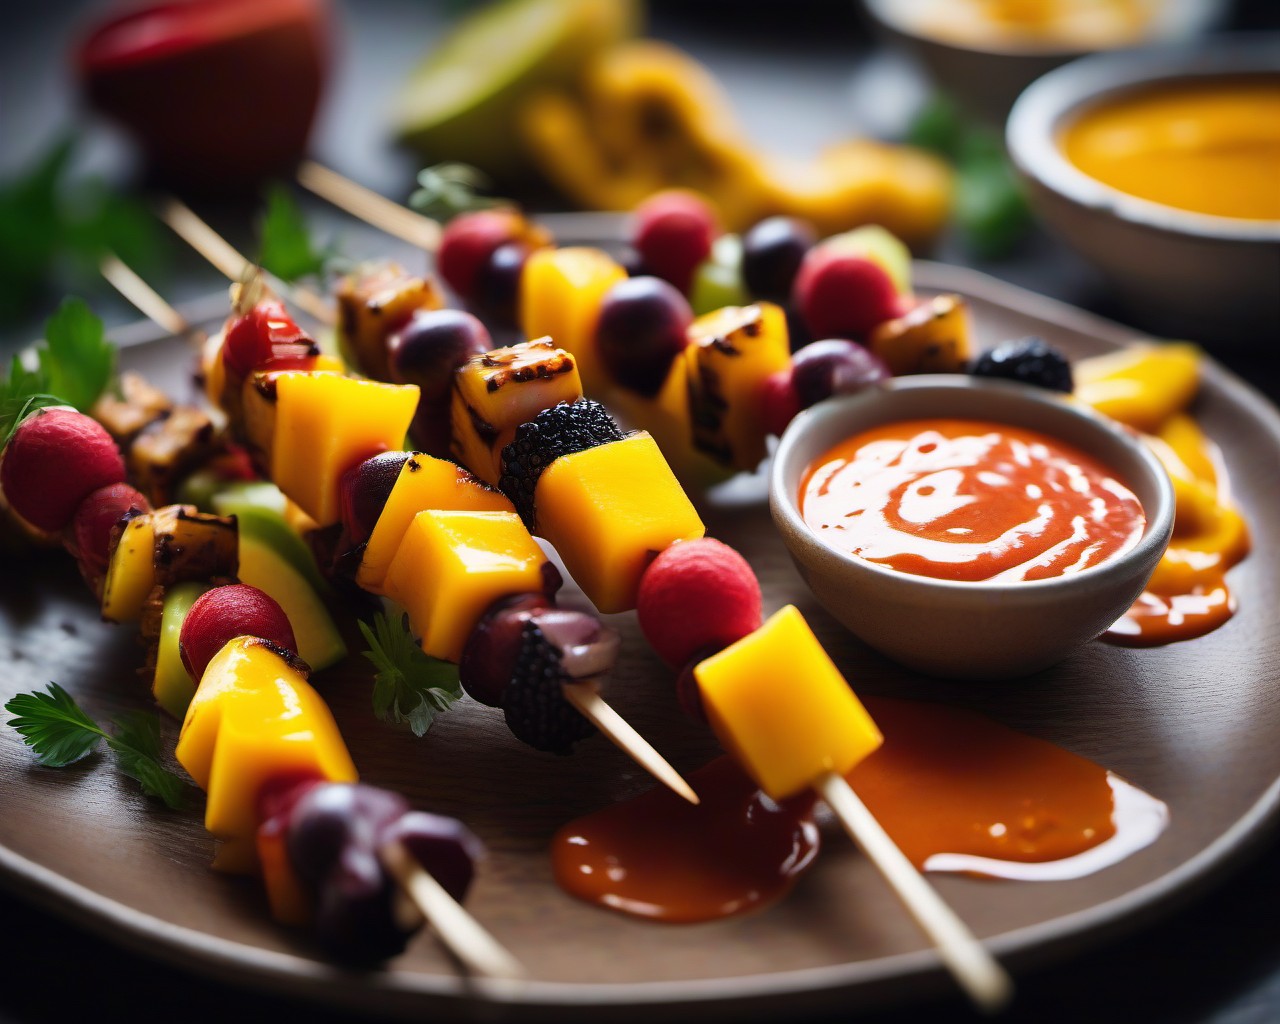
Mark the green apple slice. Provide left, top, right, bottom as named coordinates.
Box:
left=824, top=225, right=913, bottom=295
left=152, top=581, right=210, bottom=719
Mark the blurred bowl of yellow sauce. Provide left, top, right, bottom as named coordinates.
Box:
left=863, top=0, right=1224, bottom=120
left=1007, top=36, right=1280, bottom=341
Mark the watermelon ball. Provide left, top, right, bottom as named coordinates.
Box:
left=437, top=209, right=549, bottom=305
left=792, top=248, right=900, bottom=341
left=67, top=482, right=152, bottom=581
left=637, top=538, right=763, bottom=670
left=632, top=189, right=718, bottom=296
left=1, top=408, right=126, bottom=533
left=179, top=583, right=298, bottom=683
left=759, top=368, right=802, bottom=438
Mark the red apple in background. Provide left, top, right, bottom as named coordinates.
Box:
left=75, top=0, right=331, bottom=190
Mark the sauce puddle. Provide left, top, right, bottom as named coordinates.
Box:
left=553, top=698, right=1168, bottom=921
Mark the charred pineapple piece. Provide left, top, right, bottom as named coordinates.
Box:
left=336, top=262, right=445, bottom=380
left=450, top=338, right=583, bottom=485
left=238, top=371, right=283, bottom=472
left=129, top=408, right=223, bottom=506
left=685, top=302, right=790, bottom=471
left=868, top=294, right=972, bottom=376
left=92, top=372, right=173, bottom=444
left=102, top=513, right=158, bottom=623
left=150, top=504, right=239, bottom=586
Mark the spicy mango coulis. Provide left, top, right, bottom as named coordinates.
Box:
left=800, top=418, right=1145, bottom=583
left=1061, top=76, right=1280, bottom=222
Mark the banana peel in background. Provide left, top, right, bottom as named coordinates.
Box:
left=393, top=1, right=952, bottom=243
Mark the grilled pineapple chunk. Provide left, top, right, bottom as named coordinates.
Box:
left=92, top=371, right=173, bottom=444
left=336, top=262, right=445, bottom=380
left=450, top=338, right=583, bottom=485
left=129, top=408, right=222, bottom=506
left=868, top=294, right=972, bottom=376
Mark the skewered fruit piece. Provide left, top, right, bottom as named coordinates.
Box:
left=460, top=595, right=614, bottom=753
left=595, top=276, right=693, bottom=397
left=972, top=336, right=1073, bottom=393
left=211, top=484, right=328, bottom=594
left=689, top=233, right=749, bottom=316
left=868, top=293, right=973, bottom=376
left=1, top=408, right=125, bottom=534
left=1073, top=342, right=1200, bottom=433
left=637, top=538, right=762, bottom=670
left=180, top=584, right=298, bottom=683
left=631, top=189, right=718, bottom=295
left=128, top=406, right=221, bottom=505
left=357, top=453, right=514, bottom=595
left=821, top=224, right=913, bottom=295
left=519, top=246, right=627, bottom=395
left=741, top=216, right=815, bottom=303
left=533, top=431, right=704, bottom=614
left=793, top=248, right=901, bottom=341
left=177, top=636, right=358, bottom=873
left=474, top=241, right=530, bottom=330
left=272, top=372, right=420, bottom=525
left=684, top=302, right=791, bottom=470
left=498, top=399, right=625, bottom=530
left=150, top=582, right=210, bottom=718
left=388, top=309, right=492, bottom=458
left=450, top=338, right=582, bottom=485
left=101, top=514, right=157, bottom=622
left=695, top=604, right=882, bottom=800
left=68, top=483, right=152, bottom=592
left=222, top=298, right=321, bottom=379
left=340, top=452, right=414, bottom=545
left=437, top=209, right=553, bottom=303
left=759, top=368, right=802, bottom=438
left=383, top=509, right=552, bottom=662
left=335, top=263, right=444, bottom=381
left=790, top=339, right=890, bottom=408
left=92, top=371, right=173, bottom=444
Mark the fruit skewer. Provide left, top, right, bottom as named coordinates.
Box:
left=110, top=224, right=700, bottom=803
left=0, top=398, right=522, bottom=976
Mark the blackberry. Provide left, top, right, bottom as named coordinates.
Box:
left=501, top=621, right=597, bottom=755
left=498, top=400, right=625, bottom=529
left=971, top=336, right=1074, bottom=393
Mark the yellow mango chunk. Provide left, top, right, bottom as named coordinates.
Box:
left=176, top=637, right=358, bottom=873
left=1157, top=413, right=1218, bottom=488
left=450, top=338, right=583, bottom=485
left=101, top=514, right=157, bottom=623
left=534, top=432, right=704, bottom=613
left=520, top=247, right=627, bottom=395
left=696, top=605, right=883, bottom=800
left=685, top=302, right=791, bottom=471
left=1074, top=343, right=1200, bottom=432
left=272, top=372, right=420, bottom=526
left=383, top=510, right=548, bottom=662
left=868, top=294, right=973, bottom=376
left=357, top=454, right=515, bottom=594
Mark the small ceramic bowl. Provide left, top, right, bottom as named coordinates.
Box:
left=1006, top=36, right=1280, bottom=340
left=770, top=376, right=1174, bottom=680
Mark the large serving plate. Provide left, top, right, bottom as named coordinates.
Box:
left=1, top=263, right=1277, bottom=1021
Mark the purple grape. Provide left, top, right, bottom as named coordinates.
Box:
left=384, top=811, right=484, bottom=904
left=458, top=592, right=551, bottom=706
left=473, top=241, right=529, bottom=330
left=791, top=339, right=890, bottom=408
left=388, top=308, right=491, bottom=405
left=742, top=216, right=816, bottom=303
left=595, top=276, right=692, bottom=397
left=285, top=782, right=408, bottom=885
left=339, top=451, right=413, bottom=544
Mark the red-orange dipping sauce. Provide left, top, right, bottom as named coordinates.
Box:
left=801, top=418, right=1146, bottom=582
left=552, top=698, right=1168, bottom=922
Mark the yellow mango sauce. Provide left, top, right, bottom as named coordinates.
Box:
left=1061, top=76, right=1280, bottom=221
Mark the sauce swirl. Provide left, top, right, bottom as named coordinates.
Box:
left=800, top=418, right=1145, bottom=582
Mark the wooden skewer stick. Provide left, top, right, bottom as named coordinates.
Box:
left=98, top=258, right=528, bottom=982
left=298, top=160, right=443, bottom=252
left=814, top=771, right=1012, bottom=1013
left=380, top=841, right=525, bottom=981
left=562, top=681, right=699, bottom=806
left=158, top=198, right=336, bottom=327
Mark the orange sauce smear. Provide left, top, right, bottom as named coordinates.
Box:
left=800, top=418, right=1145, bottom=582
left=552, top=698, right=1168, bottom=922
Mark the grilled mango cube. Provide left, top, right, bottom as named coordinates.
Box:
left=101, top=514, right=157, bottom=623
left=176, top=637, right=358, bottom=874
left=868, top=293, right=972, bottom=376
left=383, top=510, right=549, bottom=662
left=450, top=338, right=582, bottom=485
left=685, top=302, right=790, bottom=471
left=534, top=431, right=704, bottom=613
left=356, top=453, right=515, bottom=594
left=520, top=247, right=627, bottom=396
left=272, top=372, right=420, bottom=526
left=336, top=262, right=445, bottom=380
left=696, top=605, right=883, bottom=801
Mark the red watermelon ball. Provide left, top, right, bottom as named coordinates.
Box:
left=180, top=584, right=298, bottom=682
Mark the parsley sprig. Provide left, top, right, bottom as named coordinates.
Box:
left=360, top=611, right=463, bottom=737
left=409, top=163, right=503, bottom=222
left=5, top=683, right=192, bottom=809
left=0, top=297, right=116, bottom=446
left=255, top=184, right=341, bottom=283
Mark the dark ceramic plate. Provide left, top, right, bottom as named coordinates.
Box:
left=1, top=264, right=1277, bottom=1021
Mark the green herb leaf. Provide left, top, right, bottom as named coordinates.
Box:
left=256, top=184, right=332, bottom=282
left=4, top=682, right=106, bottom=767
left=38, top=297, right=115, bottom=412
left=107, top=711, right=192, bottom=810
left=409, top=163, right=502, bottom=222
left=360, top=611, right=463, bottom=737
left=0, top=353, right=61, bottom=448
